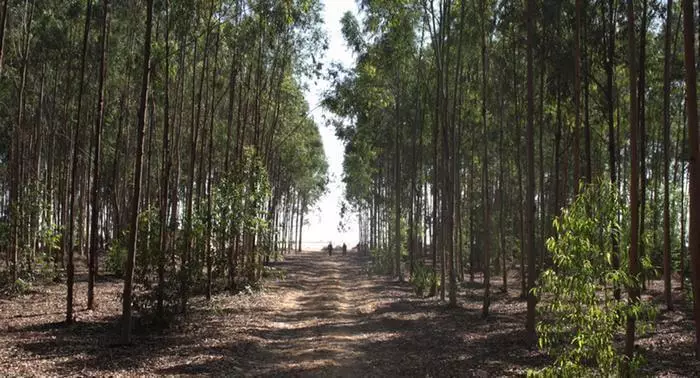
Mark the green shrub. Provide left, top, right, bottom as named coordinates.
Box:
left=0, top=276, right=32, bottom=296
left=530, top=180, right=655, bottom=377
left=410, top=263, right=438, bottom=297
left=263, top=266, right=286, bottom=280
left=369, top=248, right=393, bottom=275
left=106, top=237, right=127, bottom=277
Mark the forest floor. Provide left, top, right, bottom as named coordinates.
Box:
left=1, top=251, right=699, bottom=377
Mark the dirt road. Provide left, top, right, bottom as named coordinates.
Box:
left=3, top=250, right=696, bottom=376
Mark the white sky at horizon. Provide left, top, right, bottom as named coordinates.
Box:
left=301, top=0, right=360, bottom=249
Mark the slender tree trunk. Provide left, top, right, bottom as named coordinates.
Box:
left=663, top=0, right=674, bottom=311
left=156, top=0, right=171, bottom=321
left=525, top=0, right=537, bottom=343
left=499, top=101, right=506, bottom=293
left=88, top=0, right=110, bottom=311
left=121, top=0, right=153, bottom=344
left=607, top=0, right=620, bottom=301
left=583, top=3, right=592, bottom=183
left=10, top=0, right=35, bottom=284
left=625, top=0, right=641, bottom=361
left=67, top=0, right=91, bottom=324
left=681, top=0, right=700, bottom=358
left=0, top=0, right=8, bottom=75
left=395, top=97, right=403, bottom=282
left=481, top=0, right=491, bottom=317
left=297, top=198, right=304, bottom=253
left=638, top=0, right=648, bottom=291
left=538, top=50, right=546, bottom=268
left=573, top=0, right=582, bottom=188
left=680, top=109, right=687, bottom=290
left=513, top=46, right=525, bottom=297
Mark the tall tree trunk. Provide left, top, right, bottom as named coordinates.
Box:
left=10, top=0, right=35, bottom=284
left=583, top=3, right=592, bottom=183
left=157, top=0, right=171, bottom=321
left=607, top=0, right=620, bottom=301
left=499, top=100, right=507, bottom=293
left=205, top=32, right=220, bottom=301
left=680, top=108, right=687, bottom=290
left=395, top=97, right=402, bottom=282
left=0, top=0, right=8, bottom=75
left=513, top=45, right=525, bottom=297
left=573, top=0, right=582, bottom=188
left=67, top=0, right=91, bottom=324
left=681, top=0, right=700, bottom=358
left=297, top=198, right=304, bottom=253
left=638, top=0, right=648, bottom=291
left=88, top=0, right=110, bottom=311
left=663, top=0, right=674, bottom=311
left=525, top=0, right=537, bottom=344
left=625, top=0, right=641, bottom=361
left=121, top=0, right=153, bottom=344
left=481, top=0, right=491, bottom=317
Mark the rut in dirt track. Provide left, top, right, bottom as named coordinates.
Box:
left=250, top=251, right=373, bottom=375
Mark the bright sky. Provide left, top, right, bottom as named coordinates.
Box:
left=302, top=0, right=359, bottom=249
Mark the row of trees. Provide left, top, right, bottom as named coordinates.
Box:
left=326, top=0, right=700, bottom=362
left=0, top=0, right=328, bottom=343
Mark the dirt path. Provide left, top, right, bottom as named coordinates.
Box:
left=1, top=251, right=698, bottom=377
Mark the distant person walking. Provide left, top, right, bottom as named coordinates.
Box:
left=342, top=243, right=347, bottom=256
left=327, top=242, right=333, bottom=256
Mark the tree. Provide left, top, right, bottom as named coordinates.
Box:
left=67, top=0, right=92, bottom=324
left=625, top=0, right=641, bottom=362
left=681, top=0, right=700, bottom=358
left=525, top=0, right=537, bottom=343
left=0, top=0, right=8, bottom=75
left=662, top=0, right=674, bottom=311
left=88, top=0, right=111, bottom=311
left=121, top=0, right=153, bottom=344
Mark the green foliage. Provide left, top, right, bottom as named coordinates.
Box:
left=10, top=278, right=33, bottom=296
left=106, top=235, right=127, bottom=278
left=369, top=248, right=393, bottom=276
left=531, top=180, right=654, bottom=377
left=410, top=263, right=438, bottom=297
left=0, top=275, right=33, bottom=296
left=262, top=266, right=286, bottom=281
left=531, top=180, right=656, bottom=377
left=135, top=206, right=162, bottom=282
